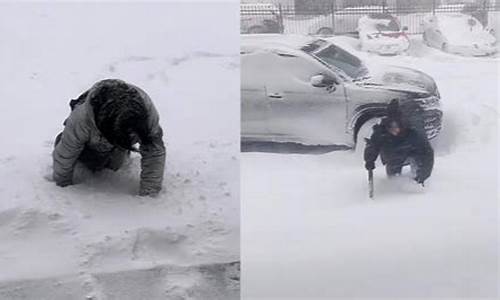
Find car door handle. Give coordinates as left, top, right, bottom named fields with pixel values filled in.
left=268, top=93, right=283, bottom=99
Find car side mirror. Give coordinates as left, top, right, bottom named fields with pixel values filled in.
left=311, top=74, right=338, bottom=88
left=402, top=26, right=408, bottom=31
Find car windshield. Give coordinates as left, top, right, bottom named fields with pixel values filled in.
left=368, top=14, right=400, bottom=32
left=440, top=15, right=484, bottom=36
left=303, top=42, right=369, bottom=79
left=374, top=19, right=400, bottom=31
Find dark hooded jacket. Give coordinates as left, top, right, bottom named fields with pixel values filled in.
left=364, top=100, right=434, bottom=182
left=52, top=79, right=166, bottom=195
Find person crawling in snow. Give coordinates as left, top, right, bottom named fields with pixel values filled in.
left=364, top=99, right=434, bottom=185
left=53, top=79, right=166, bottom=196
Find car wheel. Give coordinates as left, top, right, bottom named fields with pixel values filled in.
left=354, top=118, right=380, bottom=157
left=248, top=26, right=265, bottom=34
left=317, top=27, right=334, bottom=36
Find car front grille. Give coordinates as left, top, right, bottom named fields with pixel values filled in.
left=412, top=92, right=443, bottom=139
left=423, top=109, right=443, bottom=140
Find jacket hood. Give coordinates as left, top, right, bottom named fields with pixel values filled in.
left=88, top=79, right=150, bottom=149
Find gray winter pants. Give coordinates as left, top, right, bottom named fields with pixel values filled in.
left=54, top=132, right=129, bottom=172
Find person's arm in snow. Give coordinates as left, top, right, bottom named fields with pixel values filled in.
left=364, top=125, right=383, bottom=170
left=52, top=116, right=89, bottom=186
left=412, top=132, right=434, bottom=184
left=139, top=126, right=166, bottom=196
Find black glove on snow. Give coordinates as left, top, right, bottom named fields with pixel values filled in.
left=414, top=176, right=425, bottom=185
left=365, top=161, right=375, bottom=171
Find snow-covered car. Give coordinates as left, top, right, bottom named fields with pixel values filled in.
left=358, top=13, right=410, bottom=55
left=283, top=6, right=382, bottom=35
left=241, top=3, right=282, bottom=34
left=435, top=2, right=488, bottom=27
left=422, top=13, right=497, bottom=56
left=486, top=10, right=499, bottom=40
left=241, top=34, right=442, bottom=147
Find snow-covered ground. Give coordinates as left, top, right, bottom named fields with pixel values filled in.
left=242, top=36, right=499, bottom=298
left=0, top=2, right=239, bottom=299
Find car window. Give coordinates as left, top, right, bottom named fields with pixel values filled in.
left=242, top=50, right=331, bottom=92
left=241, top=51, right=269, bottom=89
left=374, top=19, right=400, bottom=32
left=310, top=44, right=367, bottom=79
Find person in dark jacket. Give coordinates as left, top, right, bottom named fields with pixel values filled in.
left=53, top=79, right=166, bottom=196
left=364, top=99, right=434, bottom=184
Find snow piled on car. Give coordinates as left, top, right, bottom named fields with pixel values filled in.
left=434, top=13, right=492, bottom=44
left=0, top=3, right=239, bottom=300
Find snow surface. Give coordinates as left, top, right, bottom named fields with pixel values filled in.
left=0, top=2, right=239, bottom=299
left=242, top=35, right=499, bottom=299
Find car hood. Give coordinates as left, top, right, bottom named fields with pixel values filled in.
left=358, top=65, right=437, bottom=96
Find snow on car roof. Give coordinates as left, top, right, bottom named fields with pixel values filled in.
left=435, top=13, right=483, bottom=30
left=241, top=34, right=318, bottom=53
left=358, top=14, right=400, bottom=33
left=430, top=13, right=488, bottom=44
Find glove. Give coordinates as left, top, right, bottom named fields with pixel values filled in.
left=365, top=161, right=375, bottom=171
left=414, top=176, right=425, bottom=186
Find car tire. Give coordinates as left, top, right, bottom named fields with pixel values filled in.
left=354, top=118, right=380, bottom=158
left=317, top=27, right=334, bottom=36
left=248, top=26, right=266, bottom=34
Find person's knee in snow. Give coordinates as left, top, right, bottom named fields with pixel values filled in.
left=385, top=164, right=403, bottom=177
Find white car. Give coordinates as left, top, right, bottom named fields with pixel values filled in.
left=422, top=13, right=497, bottom=56
left=241, top=35, right=442, bottom=147
left=241, top=3, right=282, bottom=34
left=282, top=6, right=384, bottom=35
left=358, top=13, right=410, bottom=55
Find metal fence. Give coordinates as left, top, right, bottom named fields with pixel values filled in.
left=240, top=0, right=499, bottom=35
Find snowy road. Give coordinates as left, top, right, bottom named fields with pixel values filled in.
left=242, top=36, right=499, bottom=298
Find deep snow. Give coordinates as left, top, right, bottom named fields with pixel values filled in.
left=0, top=2, right=239, bottom=299
left=241, top=35, right=498, bottom=299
